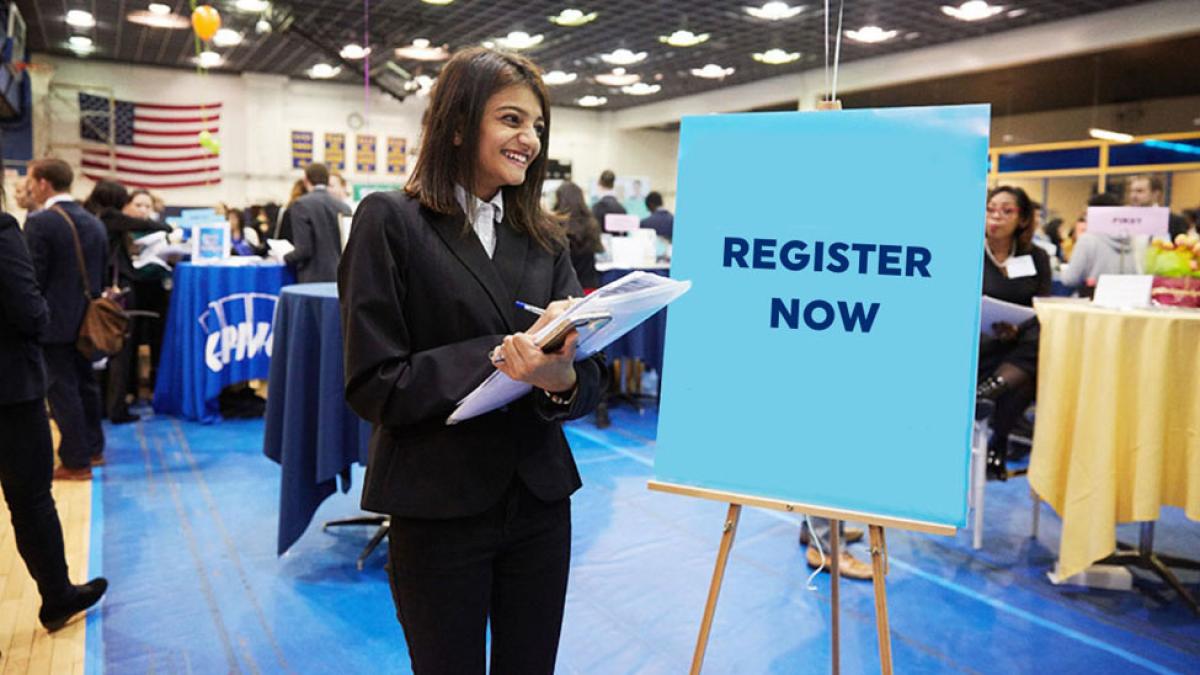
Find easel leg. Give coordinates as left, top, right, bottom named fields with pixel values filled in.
left=690, top=503, right=742, bottom=675
left=869, top=525, right=894, bottom=675
left=831, top=519, right=841, bottom=675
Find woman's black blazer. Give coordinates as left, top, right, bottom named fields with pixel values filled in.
left=338, top=191, right=607, bottom=519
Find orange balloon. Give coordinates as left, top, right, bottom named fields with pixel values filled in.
left=191, top=5, right=221, bottom=42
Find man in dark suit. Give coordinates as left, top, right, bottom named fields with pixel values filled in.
left=640, top=191, right=674, bottom=242
left=284, top=163, right=353, bottom=282
left=24, top=158, right=108, bottom=479
left=1, top=199, right=108, bottom=631
left=590, top=168, right=626, bottom=231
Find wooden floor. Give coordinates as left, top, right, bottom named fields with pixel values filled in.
left=0, top=420, right=90, bottom=674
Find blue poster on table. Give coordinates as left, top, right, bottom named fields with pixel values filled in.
left=654, top=105, right=990, bottom=528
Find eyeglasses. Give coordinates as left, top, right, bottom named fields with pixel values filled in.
left=986, top=206, right=1019, bottom=217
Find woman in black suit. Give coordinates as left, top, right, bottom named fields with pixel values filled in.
left=338, top=48, right=606, bottom=674
left=977, top=185, right=1051, bottom=479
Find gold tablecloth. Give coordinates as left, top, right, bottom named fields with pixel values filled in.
left=1028, top=299, right=1200, bottom=579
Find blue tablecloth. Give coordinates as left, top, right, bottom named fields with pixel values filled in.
left=600, top=267, right=670, bottom=375
left=262, top=283, right=371, bottom=555
left=153, top=262, right=295, bottom=422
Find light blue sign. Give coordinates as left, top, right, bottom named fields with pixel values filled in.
left=655, top=105, right=990, bottom=527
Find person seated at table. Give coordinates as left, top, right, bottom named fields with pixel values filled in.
left=553, top=180, right=603, bottom=291
left=640, top=191, right=673, bottom=243
left=978, top=185, right=1051, bottom=480
left=227, top=208, right=263, bottom=256
left=339, top=47, right=607, bottom=675
left=1061, top=193, right=1141, bottom=294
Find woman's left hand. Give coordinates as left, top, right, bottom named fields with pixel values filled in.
left=493, top=330, right=579, bottom=394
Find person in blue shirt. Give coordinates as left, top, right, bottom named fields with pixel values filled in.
left=640, top=191, right=673, bottom=242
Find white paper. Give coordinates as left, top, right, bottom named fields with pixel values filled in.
left=1092, top=274, right=1154, bottom=309
left=1005, top=255, right=1036, bottom=279
left=266, top=238, right=295, bottom=260
left=448, top=271, right=691, bottom=424
left=980, top=295, right=1036, bottom=337
left=1087, top=206, right=1169, bottom=238
left=604, top=213, right=640, bottom=232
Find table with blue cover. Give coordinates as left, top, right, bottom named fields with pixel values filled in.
left=153, top=262, right=295, bottom=422
left=599, top=266, right=671, bottom=376
left=262, top=283, right=372, bottom=555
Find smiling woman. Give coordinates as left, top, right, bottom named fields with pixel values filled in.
left=337, top=47, right=607, bottom=675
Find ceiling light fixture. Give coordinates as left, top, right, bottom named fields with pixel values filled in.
left=691, top=64, right=735, bottom=79
left=543, top=70, right=578, bottom=85
left=550, top=9, right=597, bottom=27
left=421, top=0, right=454, bottom=4
left=1088, top=128, right=1134, bottom=143
left=845, top=26, right=898, bottom=43
left=594, top=67, right=640, bottom=86
left=496, top=31, right=544, bottom=50
left=621, top=83, right=661, bottom=96
left=395, top=39, right=450, bottom=61
left=752, top=48, right=800, bottom=65
left=600, top=48, right=647, bottom=65
left=1006, top=8, right=1027, bottom=18
left=744, top=2, right=804, bottom=21
left=308, top=63, right=341, bottom=79
left=213, top=28, right=243, bottom=47
left=66, top=10, right=96, bottom=28
left=235, top=0, right=271, bottom=12
left=68, top=35, right=94, bottom=49
left=340, top=43, right=370, bottom=59
left=660, top=30, right=709, bottom=47
left=577, top=95, right=607, bottom=107
left=942, top=1, right=1005, bottom=21
left=256, top=19, right=272, bottom=34
left=148, top=3, right=171, bottom=15
left=405, top=74, right=435, bottom=97
left=196, top=50, right=223, bottom=69
left=127, top=9, right=191, bottom=29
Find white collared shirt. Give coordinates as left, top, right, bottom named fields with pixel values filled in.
left=44, top=193, right=74, bottom=209
left=454, top=185, right=504, bottom=258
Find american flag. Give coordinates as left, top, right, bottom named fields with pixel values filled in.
left=78, top=92, right=222, bottom=190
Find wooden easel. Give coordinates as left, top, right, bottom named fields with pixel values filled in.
left=648, top=481, right=956, bottom=675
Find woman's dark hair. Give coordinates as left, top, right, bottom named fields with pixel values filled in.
left=987, top=185, right=1035, bottom=253
left=227, top=207, right=244, bottom=234
left=554, top=180, right=602, bottom=254
left=83, top=180, right=130, bottom=215
left=406, top=47, right=562, bottom=251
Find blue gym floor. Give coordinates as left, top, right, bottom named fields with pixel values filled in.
left=90, top=405, right=1199, bottom=673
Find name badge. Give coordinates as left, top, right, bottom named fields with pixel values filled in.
left=1005, top=255, right=1036, bottom=279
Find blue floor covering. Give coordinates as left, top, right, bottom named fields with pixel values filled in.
left=89, top=405, right=1199, bottom=674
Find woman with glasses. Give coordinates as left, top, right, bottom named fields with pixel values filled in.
left=977, top=185, right=1051, bottom=479
left=338, top=48, right=607, bottom=674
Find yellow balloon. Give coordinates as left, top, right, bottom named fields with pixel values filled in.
left=191, top=5, right=221, bottom=42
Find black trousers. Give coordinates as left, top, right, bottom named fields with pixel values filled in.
left=0, top=399, right=73, bottom=602
left=44, top=344, right=105, bottom=468
left=387, top=480, right=572, bottom=675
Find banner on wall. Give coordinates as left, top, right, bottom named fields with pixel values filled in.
left=291, top=131, right=313, bottom=168
left=386, top=136, right=407, bottom=175
left=356, top=134, right=377, bottom=173
left=324, top=133, right=346, bottom=171
left=654, top=105, right=991, bottom=528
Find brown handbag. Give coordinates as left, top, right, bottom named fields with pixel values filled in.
left=52, top=205, right=130, bottom=361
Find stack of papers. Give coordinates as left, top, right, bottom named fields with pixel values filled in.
left=448, top=271, right=691, bottom=424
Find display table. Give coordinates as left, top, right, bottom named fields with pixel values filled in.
left=153, top=261, right=294, bottom=422
left=1028, top=299, right=1199, bottom=605
left=262, top=283, right=372, bottom=556
left=598, top=265, right=670, bottom=376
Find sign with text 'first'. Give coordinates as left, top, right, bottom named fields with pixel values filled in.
left=655, top=105, right=990, bottom=528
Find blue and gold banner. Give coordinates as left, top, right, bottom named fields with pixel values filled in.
left=324, top=133, right=346, bottom=171
left=356, top=134, right=377, bottom=173
left=386, top=136, right=406, bottom=176
left=290, top=131, right=313, bottom=168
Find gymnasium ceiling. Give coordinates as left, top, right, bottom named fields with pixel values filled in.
left=16, top=0, right=1177, bottom=111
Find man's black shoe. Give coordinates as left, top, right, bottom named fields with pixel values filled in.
left=39, top=577, right=108, bottom=632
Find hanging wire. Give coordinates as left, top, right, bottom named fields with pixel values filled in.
left=831, top=0, right=845, bottom=101
left=823, top=0, right=830, bottom=101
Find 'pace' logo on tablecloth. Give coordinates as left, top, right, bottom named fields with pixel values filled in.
left=197, top=292, right=279, bottom=373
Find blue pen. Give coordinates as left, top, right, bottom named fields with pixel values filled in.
left=515, top=301, right=545, bottom=316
